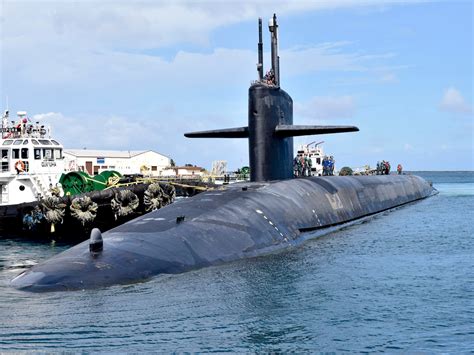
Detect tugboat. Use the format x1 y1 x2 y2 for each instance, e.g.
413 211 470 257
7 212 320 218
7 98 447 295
1 110 65 210
0 110 187 240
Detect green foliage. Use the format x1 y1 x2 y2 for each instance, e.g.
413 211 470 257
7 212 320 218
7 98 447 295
339 167 353 176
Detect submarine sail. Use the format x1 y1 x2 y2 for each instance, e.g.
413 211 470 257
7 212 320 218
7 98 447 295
185 14 358 182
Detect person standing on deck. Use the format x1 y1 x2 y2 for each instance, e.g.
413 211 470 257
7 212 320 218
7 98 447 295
397 164 403 175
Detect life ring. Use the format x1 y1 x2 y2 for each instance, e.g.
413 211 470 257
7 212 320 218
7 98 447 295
15 160 25 172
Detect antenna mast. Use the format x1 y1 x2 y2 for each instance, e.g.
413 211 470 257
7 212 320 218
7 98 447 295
257 18 264 80
269 13 280 86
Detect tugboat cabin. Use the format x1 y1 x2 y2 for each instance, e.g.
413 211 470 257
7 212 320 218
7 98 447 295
1 110 65 206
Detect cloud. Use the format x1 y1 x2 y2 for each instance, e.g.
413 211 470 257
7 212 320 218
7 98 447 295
30 111 250 168
404 143 413 151
2 2 407 93
295 95 356 120
439 87 472 114
1 1 425 52
379 72 398 83
32 112 171 150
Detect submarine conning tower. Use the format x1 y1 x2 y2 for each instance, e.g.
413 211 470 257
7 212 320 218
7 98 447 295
185 14 359 182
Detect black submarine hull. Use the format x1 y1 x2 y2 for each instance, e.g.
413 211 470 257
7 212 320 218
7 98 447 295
11 175 434 292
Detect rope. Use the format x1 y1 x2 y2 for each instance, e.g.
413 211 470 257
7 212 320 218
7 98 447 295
168 181 210 191
70 196 98 226
159 183 176 206
111 189 139 219
84 175 107 186
107 175 121 187
41 196 66 232
143 183 163 211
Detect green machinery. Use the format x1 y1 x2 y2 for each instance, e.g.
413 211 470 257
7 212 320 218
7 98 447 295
59 170 122 196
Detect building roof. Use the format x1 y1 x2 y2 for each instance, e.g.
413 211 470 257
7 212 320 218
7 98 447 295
64 149 170 159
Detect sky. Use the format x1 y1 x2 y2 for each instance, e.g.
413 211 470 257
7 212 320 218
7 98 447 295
1 0 472 171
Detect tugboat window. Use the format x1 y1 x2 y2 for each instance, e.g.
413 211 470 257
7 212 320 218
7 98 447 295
2 140 13 145
34 149 41 160
51 140 60 145
32 139 39 145
39 140 51 145
23 140 29 145
19 185 25 191
21 148 28 159
12 149 20 159
43 148 53 160
1 149 8 172
13 139 23 145
54 149 62 160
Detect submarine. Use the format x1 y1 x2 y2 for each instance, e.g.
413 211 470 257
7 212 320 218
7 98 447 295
11 15 435 292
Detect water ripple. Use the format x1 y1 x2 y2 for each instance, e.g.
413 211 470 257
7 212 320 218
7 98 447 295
0 172 473 351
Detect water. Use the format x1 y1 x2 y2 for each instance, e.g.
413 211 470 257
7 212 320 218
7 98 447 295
1 172 473 351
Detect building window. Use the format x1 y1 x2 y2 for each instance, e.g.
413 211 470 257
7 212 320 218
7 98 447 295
151 166 157 171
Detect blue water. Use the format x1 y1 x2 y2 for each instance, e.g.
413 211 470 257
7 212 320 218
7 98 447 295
0 172 473 351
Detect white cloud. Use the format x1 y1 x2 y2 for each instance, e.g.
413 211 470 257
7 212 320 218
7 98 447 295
404 143 413 151
32 112 169 150
295 95 356 120
1 1 425 51
439 87 472 114
1 1 408 92
30 111 250 169
379 72 398 83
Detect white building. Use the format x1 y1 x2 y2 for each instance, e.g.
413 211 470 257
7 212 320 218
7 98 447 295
64 149 172 177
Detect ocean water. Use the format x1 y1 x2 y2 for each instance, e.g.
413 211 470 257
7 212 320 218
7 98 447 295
0 172 472 352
